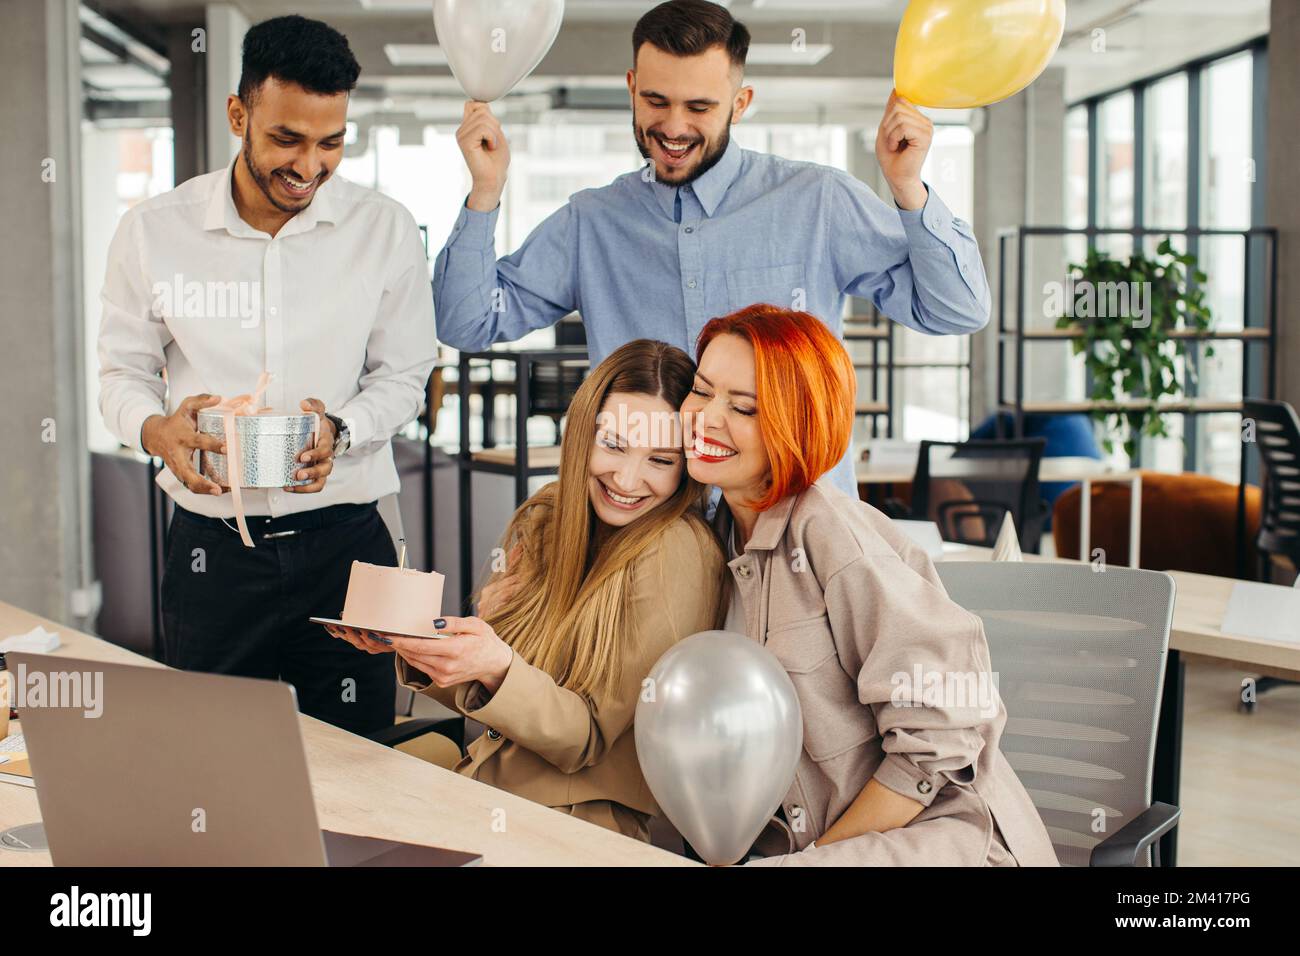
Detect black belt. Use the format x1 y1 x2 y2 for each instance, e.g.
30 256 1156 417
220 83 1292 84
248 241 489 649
172 501 378 540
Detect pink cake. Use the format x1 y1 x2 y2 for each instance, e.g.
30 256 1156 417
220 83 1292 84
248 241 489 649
341 561 445 638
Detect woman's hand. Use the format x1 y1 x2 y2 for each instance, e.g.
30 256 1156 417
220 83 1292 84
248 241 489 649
323 623 395 655
389 616 514 694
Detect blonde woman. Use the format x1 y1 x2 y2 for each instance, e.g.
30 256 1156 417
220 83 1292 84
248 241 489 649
325 339 724 841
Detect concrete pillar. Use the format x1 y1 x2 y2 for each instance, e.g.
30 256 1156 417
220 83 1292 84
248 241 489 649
0 0 93 625
972 68 1068 423
204 2 248 173
1267 2 1299 410
168 23 207 185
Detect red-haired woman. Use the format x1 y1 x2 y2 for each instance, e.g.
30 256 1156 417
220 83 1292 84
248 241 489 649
682 305 1058 866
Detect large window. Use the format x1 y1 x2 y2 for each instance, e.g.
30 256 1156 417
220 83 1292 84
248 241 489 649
892 125 974 444
1144 73 1189 231
1197 51 1255 482
1096 92 1135 260
1065 41 1266 482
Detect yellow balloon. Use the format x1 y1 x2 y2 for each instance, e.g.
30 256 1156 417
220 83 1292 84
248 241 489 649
894 0 1067 109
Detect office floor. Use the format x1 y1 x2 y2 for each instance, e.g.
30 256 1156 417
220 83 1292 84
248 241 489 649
1180 660 1300 866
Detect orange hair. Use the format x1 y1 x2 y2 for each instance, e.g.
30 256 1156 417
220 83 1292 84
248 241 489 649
696 305 856 511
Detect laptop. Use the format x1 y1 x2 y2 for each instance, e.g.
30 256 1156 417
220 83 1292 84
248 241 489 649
9 652 480 867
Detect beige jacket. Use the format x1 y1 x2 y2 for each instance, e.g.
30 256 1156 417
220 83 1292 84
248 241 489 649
397 517 724 842
719 477 1059 866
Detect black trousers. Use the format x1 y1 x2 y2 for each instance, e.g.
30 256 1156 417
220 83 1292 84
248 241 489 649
161 501 398 736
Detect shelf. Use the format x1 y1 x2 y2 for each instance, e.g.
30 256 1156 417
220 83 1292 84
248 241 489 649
1001 327 1270 341
856 401 889 415
469 445 564 470
997 399 1244 415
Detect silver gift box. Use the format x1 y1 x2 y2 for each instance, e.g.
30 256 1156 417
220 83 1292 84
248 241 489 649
197 411 318 488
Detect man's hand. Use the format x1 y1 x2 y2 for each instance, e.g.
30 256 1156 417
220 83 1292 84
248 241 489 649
141 394 226 496
288 398 336 494
457 101 510 213
875 91 932 211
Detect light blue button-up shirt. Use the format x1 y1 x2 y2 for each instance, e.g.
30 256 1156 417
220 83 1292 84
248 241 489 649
434 137 990 493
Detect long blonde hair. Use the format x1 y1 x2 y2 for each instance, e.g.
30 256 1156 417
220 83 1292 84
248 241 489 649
478 339 715 699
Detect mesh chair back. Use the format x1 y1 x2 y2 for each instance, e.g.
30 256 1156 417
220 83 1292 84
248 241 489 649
1243 399 1300 567
936 562 1175 867
913 439 1047 551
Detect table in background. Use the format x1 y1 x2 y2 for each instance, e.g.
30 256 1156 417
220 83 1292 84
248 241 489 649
859 455 1142 566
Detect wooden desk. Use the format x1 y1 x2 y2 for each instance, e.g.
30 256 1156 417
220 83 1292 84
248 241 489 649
0 602 691 868
1164 571 1300 681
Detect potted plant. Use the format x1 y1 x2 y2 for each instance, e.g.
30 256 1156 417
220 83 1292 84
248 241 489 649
1055 237 1214 456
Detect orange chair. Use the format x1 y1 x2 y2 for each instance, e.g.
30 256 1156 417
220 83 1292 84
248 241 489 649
1053 472 1261 576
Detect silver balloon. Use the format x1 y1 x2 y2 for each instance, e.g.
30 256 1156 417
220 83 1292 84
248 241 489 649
636 631 803 865
432 0 565 103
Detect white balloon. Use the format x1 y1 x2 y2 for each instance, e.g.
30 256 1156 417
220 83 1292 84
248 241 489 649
635 631 803 866
432 0 565 103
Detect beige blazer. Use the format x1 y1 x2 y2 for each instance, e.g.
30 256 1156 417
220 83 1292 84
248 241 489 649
718 477 1059 866
397 516 724 842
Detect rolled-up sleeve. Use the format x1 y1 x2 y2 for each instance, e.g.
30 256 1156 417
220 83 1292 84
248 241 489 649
432 197 578 352
335 209 438 455
97 209 171 452
823 553 991 806
828 170 990 335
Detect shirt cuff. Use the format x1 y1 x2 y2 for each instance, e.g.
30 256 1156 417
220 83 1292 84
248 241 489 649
451 200 500 250
395 654 433 692
897 182 960 251
330 403 372 457
124 401 165 455
456 652 540 732
872 751 946 808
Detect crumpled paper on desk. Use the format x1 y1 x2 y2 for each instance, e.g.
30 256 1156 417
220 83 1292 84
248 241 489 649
0 625 61 653
991 514 1023 562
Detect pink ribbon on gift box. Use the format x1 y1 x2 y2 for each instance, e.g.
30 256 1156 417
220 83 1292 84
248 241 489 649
212 371 319 548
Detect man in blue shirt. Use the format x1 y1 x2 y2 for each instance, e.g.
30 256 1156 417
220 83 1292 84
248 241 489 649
435 0 989 494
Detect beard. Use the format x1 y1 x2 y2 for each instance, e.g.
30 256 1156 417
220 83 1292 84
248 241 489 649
634 110 733 188
241 129 326 214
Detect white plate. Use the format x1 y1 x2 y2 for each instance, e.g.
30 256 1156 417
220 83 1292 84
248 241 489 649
309 617 446 640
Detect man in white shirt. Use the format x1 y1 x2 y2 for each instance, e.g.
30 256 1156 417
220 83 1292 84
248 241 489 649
97 15 437 735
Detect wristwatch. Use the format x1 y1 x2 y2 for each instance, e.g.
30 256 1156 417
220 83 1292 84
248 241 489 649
325 412 350 456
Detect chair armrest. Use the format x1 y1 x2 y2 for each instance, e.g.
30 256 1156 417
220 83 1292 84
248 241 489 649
1089 802 1181 867
367 716 465 754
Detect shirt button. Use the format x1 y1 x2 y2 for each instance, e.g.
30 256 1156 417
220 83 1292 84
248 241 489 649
917 779 933 795
269 306 278 315
737 564 752 579
960 264 969 274
687 278 698 289
684 226 694 234
487 728 502 741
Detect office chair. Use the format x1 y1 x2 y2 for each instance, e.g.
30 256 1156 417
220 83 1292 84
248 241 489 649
1240 399 1300 709
891 439 1049 553
936 561 1180 866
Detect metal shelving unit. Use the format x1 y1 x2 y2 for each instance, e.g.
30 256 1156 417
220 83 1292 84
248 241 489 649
994 224 1279 579
455 346 589 610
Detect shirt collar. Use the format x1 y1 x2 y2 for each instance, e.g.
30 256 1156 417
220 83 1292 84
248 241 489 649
711 484 800 555
646 136 743 221
203 153 339 237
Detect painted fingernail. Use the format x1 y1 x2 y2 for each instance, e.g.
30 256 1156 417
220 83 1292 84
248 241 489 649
433 618 447 629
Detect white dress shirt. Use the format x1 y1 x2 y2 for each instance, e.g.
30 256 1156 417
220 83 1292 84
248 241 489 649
97 159 437 519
